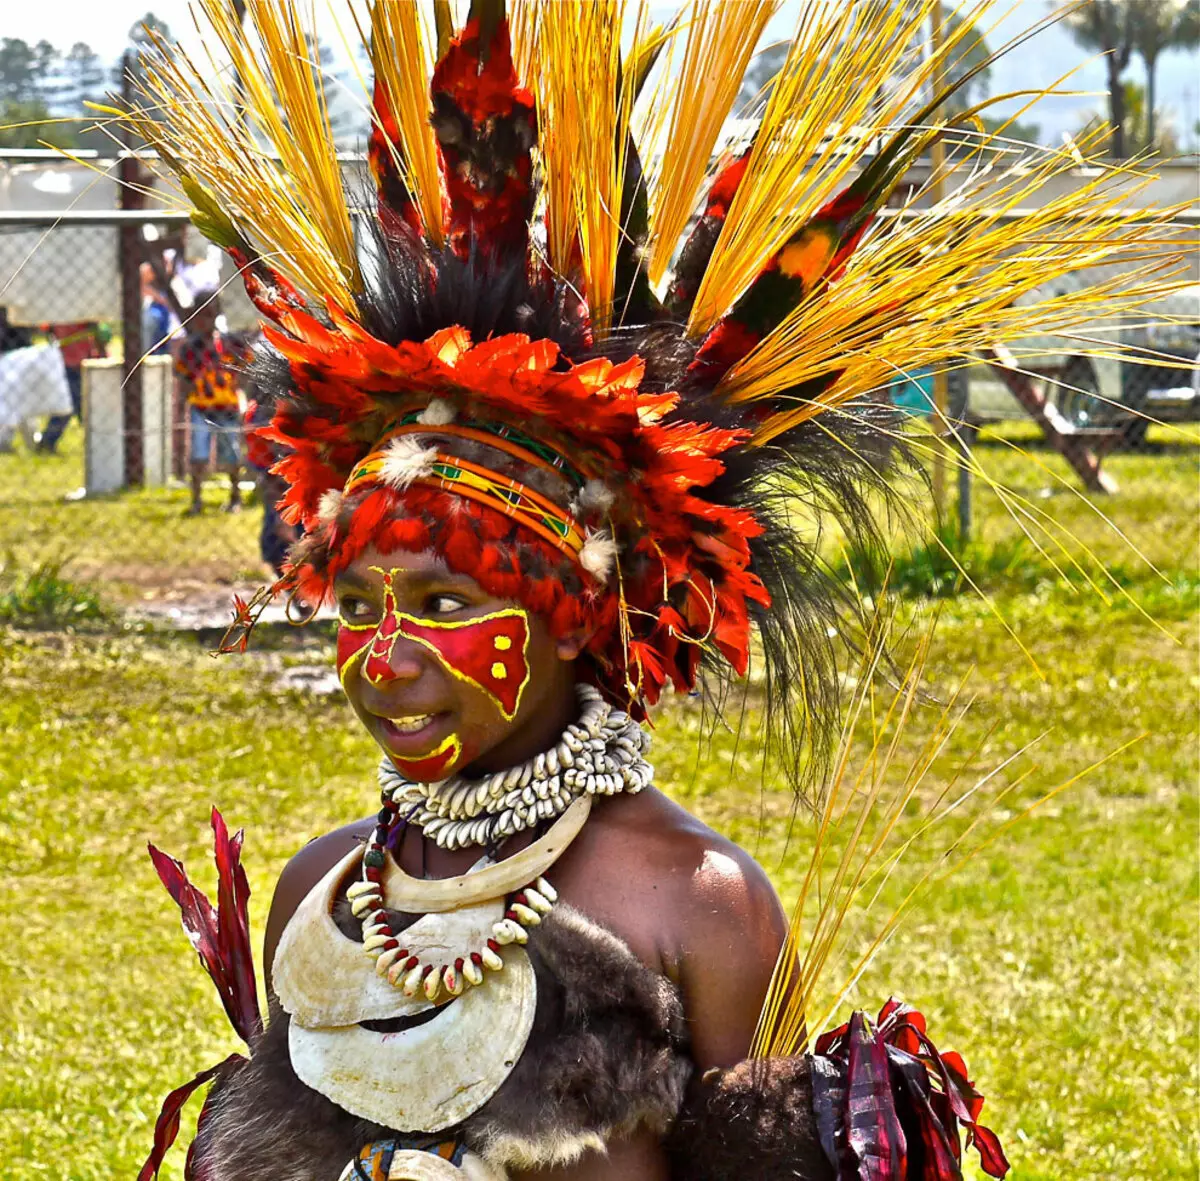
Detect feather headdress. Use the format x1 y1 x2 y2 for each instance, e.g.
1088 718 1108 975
103 0 1188 788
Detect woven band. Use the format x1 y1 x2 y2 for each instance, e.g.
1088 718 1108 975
342 419 587 564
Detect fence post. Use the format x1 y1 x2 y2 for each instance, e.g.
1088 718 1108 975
118 52 144 488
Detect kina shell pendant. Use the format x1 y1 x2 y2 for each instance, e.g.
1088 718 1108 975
288 944 536 1132
274 846 537 1132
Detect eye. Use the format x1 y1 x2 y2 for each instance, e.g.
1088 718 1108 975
339 595 376 622
426 594 467 616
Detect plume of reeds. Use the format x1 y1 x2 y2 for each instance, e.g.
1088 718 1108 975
516 0 648 335
92 0 360 312
751 608 1139 1058
686 0 997 336
643 0 777 288
363 0 445 245
727 125 1195 444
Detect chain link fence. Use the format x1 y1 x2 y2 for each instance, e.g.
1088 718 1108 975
1 201 1197 627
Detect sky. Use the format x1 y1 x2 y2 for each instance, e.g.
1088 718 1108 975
8 0 1200 151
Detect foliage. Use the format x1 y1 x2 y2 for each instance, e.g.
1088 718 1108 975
1128 0 1200 146
836 524 1039 600
0 15 173 149
1063 0 1200 158
0 559 107 626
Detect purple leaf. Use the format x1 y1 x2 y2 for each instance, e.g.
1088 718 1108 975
137 1054 243 1181
845 1011 906 1179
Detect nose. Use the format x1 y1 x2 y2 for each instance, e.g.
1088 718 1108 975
361 619 426 687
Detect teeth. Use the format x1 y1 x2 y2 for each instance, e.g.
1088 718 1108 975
388 714 432 733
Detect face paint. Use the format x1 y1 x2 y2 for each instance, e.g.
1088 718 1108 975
337 620 375 688
388 732 463 781
351 568 531 720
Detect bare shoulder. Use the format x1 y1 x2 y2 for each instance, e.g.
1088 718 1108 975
577 789 788 1068
578 788 787 967
590 787 782 913
263 816 373 987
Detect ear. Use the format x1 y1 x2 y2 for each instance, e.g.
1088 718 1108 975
554 625 595 663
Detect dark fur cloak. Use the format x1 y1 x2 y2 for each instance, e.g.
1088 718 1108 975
192 905 690 1180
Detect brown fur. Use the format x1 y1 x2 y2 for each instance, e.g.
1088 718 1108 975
463 906 692 1171
190 906 691 1180
665 1056 836 1181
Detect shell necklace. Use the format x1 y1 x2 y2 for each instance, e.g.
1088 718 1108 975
350 797 592 1003
377 684 652 851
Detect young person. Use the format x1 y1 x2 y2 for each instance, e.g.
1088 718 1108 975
175 293 246 515
123 3 1179 1178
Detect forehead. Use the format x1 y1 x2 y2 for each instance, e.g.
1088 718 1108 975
337 545 476 590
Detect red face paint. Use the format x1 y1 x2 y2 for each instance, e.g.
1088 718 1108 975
388 733 462 781
337 569 532 721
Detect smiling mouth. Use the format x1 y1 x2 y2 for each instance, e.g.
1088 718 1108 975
375 711 451 755
386 714 437 734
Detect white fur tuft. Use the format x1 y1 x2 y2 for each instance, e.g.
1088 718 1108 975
417 398 457 426
571 479 615 517
379 435 438 490
317 488 343 523
579 530 619 582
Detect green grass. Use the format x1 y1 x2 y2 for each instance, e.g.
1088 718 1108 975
0 419 1196 1178
0 430 264 599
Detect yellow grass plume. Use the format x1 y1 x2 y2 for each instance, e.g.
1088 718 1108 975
726 127 1195 445
644 0 777 288
516 0 648 336
364 0 445 247
97 0 360 312
751 614 1140 1058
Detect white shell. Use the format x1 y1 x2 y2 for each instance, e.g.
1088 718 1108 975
273 845 506 1027
289 944 536 1133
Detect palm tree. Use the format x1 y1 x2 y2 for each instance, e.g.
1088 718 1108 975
1129 0 1200 147
1062 1 1135 158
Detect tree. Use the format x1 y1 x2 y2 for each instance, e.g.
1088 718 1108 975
122 12 174 91
938 10 993 116
1061 2 1135 158
1129 0 1200 146
979 113 1042 147
62 41 106 114
1075 78 1179 156
0 38 38 104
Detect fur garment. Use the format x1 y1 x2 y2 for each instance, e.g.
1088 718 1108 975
191 905 691 1180
665 1056 835 1181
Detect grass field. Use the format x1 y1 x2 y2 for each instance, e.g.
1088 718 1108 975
0 420 1196 1179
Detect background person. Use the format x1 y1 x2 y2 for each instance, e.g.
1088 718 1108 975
174 292 246 515
38 320 106 454
140 262 179 357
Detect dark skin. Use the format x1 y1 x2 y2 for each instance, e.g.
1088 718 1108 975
265 544 789 1180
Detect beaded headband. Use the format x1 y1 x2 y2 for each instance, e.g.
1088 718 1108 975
342 419 588 565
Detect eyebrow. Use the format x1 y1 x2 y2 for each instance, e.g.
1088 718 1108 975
333 570 372 592
334 563 472 593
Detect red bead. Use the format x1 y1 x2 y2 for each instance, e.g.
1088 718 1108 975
486 939 500 954
454 957 465 971
421 965 434 980
365 866 381 882
470 952 483 966
404 956 419 971
504 909 518 923
383 939 399 951
512 892 528 907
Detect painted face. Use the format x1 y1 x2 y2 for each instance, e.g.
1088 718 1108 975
335 545 581 782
